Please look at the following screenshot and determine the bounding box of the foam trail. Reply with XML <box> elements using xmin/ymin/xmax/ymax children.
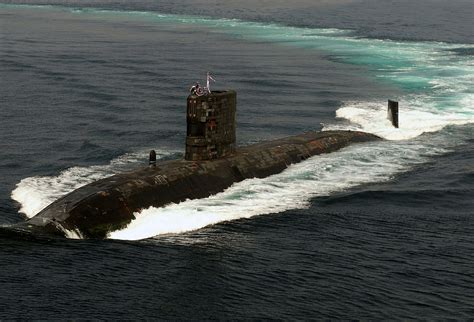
<box><xmin>109</xmin><ymin>134</ymin><xmax>456</xmax><ymax>241</ymax></box>
<box><xmin>4</xmin><ymin>4</ymin><xmax>473</xmax><ymax>129</ymax></box>
<box><xmin>4</xmin><ymin>4</ymin><xmax>473</xmax><ymax>240</ymax></box>
<box><xmin>323</xmin><ymin>100</ymin><xmax>474</xmax><ymax>140</ymax></box>
<box><xmin>4</xmin><ymin>4</ymin><xmax>473</xmax><ymax>128</ymax></box>
<box><xmin>11</xmin><ymin>149</ymin><xmax>177</xmax><ymax>218</ymax></box>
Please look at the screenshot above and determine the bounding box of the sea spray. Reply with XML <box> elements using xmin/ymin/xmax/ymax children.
<box><xmin>323</xmin><ymin>100</ymin><xmax>473</xmax><ymax>140</ymax></box>
<box><xmin>5</xmin><ymin>4</ymin><xmax>473</xmax><ymax>239</ymax></box>
<box><xmin>11</xmin><ymin>149</ymin><xmax>178</xmax><ymax>218</ymax></box>
<box><xmin>109</xmin><ymin>130</ymin><xmax>459</xmax><ymax>240</ymax></box>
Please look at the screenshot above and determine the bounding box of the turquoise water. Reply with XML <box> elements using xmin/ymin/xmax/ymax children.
<box><xmin>1</xmin><ymin>2</ymin><xmax>474</xmax><ymax>319</ymax></box>
<box><xmin>4</xmin><ymin>3</ymin><xmax>472</xmax><ymax>119</ymax></box>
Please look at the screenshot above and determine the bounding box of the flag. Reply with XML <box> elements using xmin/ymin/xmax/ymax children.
<box><xmin>207</xmin><ymin>72</ymin><xmax>216</xmax><ymax>93</ymax></box>
<box><xmin>207</xmin><ymin>72</ymin><xmax>216</xmax><ymax>82</ymax></box>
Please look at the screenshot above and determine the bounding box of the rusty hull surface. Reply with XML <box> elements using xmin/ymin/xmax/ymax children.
<box><xmin>9</xmin><ymin>130</ymin><xmax>381</xmax><ymax>239</ymax></box>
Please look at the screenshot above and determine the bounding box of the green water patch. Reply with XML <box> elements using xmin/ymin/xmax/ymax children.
<box><xmin>2</xmin><ymin>3</ymin><xmax>473</xmax><ymax>117</ymax></box>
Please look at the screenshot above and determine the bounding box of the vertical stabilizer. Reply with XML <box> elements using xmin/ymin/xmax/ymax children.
<box><xmin>388</xmin><ymin>100</ymin><xmax>399</xmax><ymax>128</ymax></box>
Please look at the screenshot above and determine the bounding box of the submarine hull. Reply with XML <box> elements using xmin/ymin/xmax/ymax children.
<box><xmin>8</xmin><ymin>130</ymin><xmax>380</xmax><ymax>239</ymax></box>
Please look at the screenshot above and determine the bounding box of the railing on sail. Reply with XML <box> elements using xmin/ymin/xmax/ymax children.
<box><xmin>190</xmin><ymin>72</ymin><xmax>216</xmax><ymax>96</ymax></box>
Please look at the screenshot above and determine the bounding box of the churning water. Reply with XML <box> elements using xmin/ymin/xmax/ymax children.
<box><xmin>1</xmin><ymin>1</ymin><xmax>473</xmax><ymax>319</ymax></box>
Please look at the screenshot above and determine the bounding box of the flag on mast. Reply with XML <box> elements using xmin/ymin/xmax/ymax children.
<box><xmin>207</xmin><ymin>72</ymin><xmax>216</xmax><ymax>93</ymax></box>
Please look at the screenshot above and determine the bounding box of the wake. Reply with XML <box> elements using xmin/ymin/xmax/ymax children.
<box><xmin>6</xmin><ymin>3</ymin><xmax>474</xmax><ymax>240</ymax></box>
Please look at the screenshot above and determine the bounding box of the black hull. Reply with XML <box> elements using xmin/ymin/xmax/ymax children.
<box><xmin>9</xmin><ymin>130</ymin><xmax>381</xmax><ymax>239</ymax></box>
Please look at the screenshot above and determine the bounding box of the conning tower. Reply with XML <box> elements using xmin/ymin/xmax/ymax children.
<box><xmin>185</xmin><ymin>90</ymin><xmax>237</xmax><ymax>161</ymax></box>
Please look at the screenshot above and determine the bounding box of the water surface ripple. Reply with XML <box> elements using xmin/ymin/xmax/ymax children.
<box><xmin>0</xmin><ymin>1</ymin><xmax>473</xmax><ymax>319</ymax></box>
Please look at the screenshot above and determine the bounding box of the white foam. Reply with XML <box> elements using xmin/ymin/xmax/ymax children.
<box><xmin>323</xmin><ymin>101</ymin><xmax>474</xmax><ymax>140</ymax></box>
<box><xmin>109</xmin><ymin>138</ymin><xmax>449</xmax><ymax>241</ymax></box>
<box><xmin>11</xmin><ymin>149</ymin><xmax>176</xmax><ymax>218</ymax></box>
<box><xmin>108</xmin><ymin>86</ymin><xmax>473</xmax><ymax>241</ymax></box>
<box><xmin>6</xmin><ymin>4</ymin><xmax>473</xmax><ymax>240</ymax></box>
<box><xmin>59</xmin><ymin>226</ymin><xmax>84</xmax><ymax>240</ymax></box>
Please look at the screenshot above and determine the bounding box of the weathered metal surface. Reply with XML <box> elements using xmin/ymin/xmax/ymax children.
<box><xmin>8</xmin><ymin>130</ymin><xmax>381</xmax><ymax>239</ymax></box>
<box><xmin>186</xmin><ymin>91</ymin><xmax>236</xmax><ymax>161</ymax></box>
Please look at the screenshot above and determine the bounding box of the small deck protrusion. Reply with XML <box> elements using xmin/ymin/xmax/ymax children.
<box><xmin>388</xmin><ymin>100</ymin><xmax>399</xmax><ymax>128</ymax></box>
<box><xmin>149</xmin><ymin>150</ymin><xmax>157</xmax><ymax>166</ymax></box>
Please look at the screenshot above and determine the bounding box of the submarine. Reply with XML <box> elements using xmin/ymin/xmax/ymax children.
<box><xmin>3</xmin><ymin>89</ymin><xmax>395</xmax><ymax>239</ymax></box>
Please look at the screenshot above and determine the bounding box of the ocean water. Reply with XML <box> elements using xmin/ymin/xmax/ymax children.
<box><xmin>1</xmin><ymin>1</ymin><xmax>473</xmax><ymax>319</ymax></box>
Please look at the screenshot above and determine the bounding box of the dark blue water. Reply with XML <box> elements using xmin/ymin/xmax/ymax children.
<box><xmin>1</xmin><ymin>1</ymin><xmax>473</xmax><ymax>319</ymax></box>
